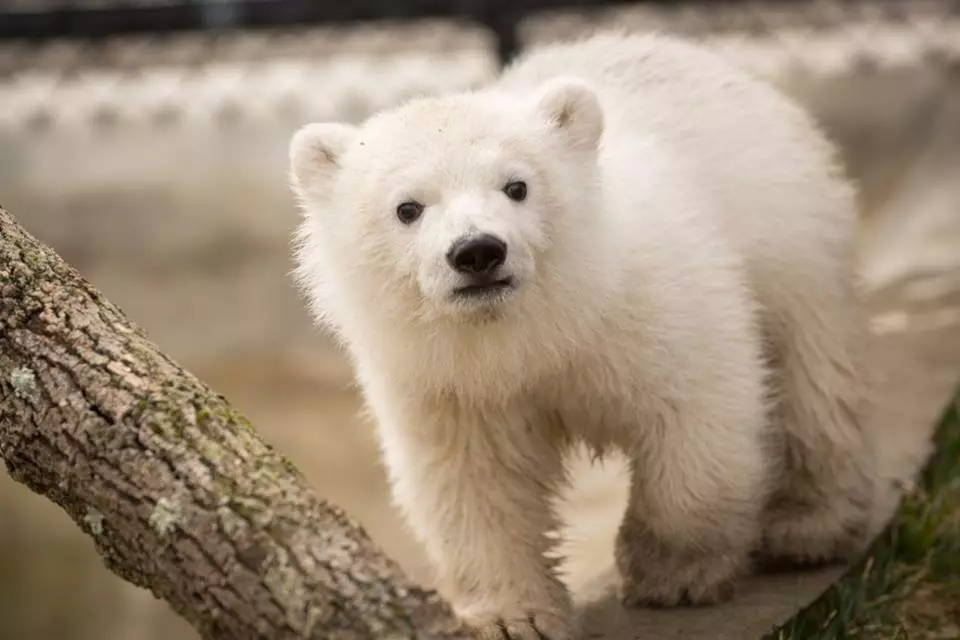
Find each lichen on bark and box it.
[0,207,467,640]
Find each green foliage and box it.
[767,396,960,640]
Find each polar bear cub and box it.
[289,32,878,640]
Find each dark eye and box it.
[503,180,527,202]
[396,201,424,225]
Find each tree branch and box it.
[0,206,468,640]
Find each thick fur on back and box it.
[290,32,875,639]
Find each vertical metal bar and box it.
[195,0,241,30]
[472,0,520,67]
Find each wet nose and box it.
[446,234,507,276]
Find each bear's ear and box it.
[289,122,358,192]
[531,78,604,151]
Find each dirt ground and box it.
[1,21,960,640]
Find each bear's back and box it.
[495,32,858,300]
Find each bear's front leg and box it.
[615,400,769,608]
[374,397,576,640]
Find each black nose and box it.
[447,234,507,276]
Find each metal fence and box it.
[4,0,960,63]
[2,1,960,136]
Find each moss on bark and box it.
[0,207,468,640]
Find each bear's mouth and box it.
[452,277,514,299]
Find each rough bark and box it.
[0,206,468,640]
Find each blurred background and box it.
[1,1,960,639]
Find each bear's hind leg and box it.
[759,293,878,568]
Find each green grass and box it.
[767,394,960,639]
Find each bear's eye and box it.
[503,180,527,202]
[396,201,424,225]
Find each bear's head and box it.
[290,78,604,341]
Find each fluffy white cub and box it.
[290,32,878,640]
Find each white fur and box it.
[290,32,878,639]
